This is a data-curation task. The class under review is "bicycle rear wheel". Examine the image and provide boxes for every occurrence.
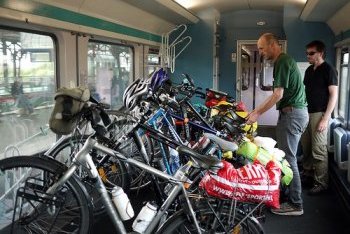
[0,156,92,234]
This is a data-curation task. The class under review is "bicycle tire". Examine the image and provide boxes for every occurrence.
[157,204,264,234]
[0,156,92,234]
[107,114,155,191]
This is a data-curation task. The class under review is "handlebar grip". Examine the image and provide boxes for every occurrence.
[168,99,180,110]
[89,96,99,104]
[89,96,111,109]
[182,73,195,87]
[99,102,111,110]
[194,90,206,99]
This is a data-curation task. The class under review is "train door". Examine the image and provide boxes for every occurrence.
[236,40,287,126]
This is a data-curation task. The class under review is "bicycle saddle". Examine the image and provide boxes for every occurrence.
[203,133,238,152]
[176,145,223,170]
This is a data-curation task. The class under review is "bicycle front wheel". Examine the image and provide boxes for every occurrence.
[48,134,129,216]
[0,156,92,234]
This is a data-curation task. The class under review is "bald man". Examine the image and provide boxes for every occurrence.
[246,33,308,216]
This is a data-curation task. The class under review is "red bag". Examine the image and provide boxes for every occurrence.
[199,160,281,208]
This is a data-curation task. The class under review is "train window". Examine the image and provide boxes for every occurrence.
[338,47,349,123]
[146,47,160,76]
[241,53,250,90]
[0,28,56,158]
[87,41,133,109]
[260,59,273,91]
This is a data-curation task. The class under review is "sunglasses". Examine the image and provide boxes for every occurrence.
[306,51,317,56]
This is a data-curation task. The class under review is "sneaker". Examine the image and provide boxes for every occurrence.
[308,184,327,195]
[271,202,303,216]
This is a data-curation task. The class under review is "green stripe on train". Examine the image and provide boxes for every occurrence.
[0,0,161,42]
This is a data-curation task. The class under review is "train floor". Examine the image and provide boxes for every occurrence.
[92,184,350,234]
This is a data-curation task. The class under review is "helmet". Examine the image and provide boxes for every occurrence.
[150,68,168,92]
[123,78,149,110]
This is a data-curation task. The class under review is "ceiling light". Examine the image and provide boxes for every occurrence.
[257,21,266,26]
[174,0,194,9]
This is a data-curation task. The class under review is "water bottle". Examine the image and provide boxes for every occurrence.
[111,186,134,221]
[132,201,158,233]
[164,161,192,195]
[169,148,180,174]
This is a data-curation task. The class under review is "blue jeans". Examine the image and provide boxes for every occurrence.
[276,107,308,207]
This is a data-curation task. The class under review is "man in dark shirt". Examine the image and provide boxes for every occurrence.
[301,40,338,195]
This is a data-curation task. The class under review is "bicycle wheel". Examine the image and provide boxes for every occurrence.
[158,201,264,234]
[48,134,129,216]
[0,156,92,234]
[107,113,155,191]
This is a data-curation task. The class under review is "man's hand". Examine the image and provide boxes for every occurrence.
[317,117,328,132]
[246,110,260,125]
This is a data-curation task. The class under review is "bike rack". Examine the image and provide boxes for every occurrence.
[160,24,192,73]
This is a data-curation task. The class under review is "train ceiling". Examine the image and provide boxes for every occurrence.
[124,0,349,25]
[16,0,350,37]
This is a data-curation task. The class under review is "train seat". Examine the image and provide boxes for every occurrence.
[327,118,341,153]
[334,127,350,170]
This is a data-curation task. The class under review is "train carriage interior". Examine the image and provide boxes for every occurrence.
[1,0,350,233]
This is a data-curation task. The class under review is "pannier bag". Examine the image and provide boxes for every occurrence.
[200,160,281,208]
[49,87,90,135]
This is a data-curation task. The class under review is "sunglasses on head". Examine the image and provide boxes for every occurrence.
[306,51,317,56]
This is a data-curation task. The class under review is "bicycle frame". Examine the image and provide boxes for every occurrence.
[143,107,225,174]
[45,136,202,234]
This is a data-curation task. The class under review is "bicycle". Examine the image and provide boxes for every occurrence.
[0,101,264,233]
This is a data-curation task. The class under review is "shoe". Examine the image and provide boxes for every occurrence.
[308,184,327,195]
[271,202,303,216]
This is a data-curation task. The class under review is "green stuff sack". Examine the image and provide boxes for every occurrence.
[236,141,293,186]
[280,159,293,185]
[49,87,90,135]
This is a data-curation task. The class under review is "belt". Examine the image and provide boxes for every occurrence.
[280,106,294,113]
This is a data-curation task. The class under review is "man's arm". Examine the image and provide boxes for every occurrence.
[317,85,338,132]
[246,87,284,124]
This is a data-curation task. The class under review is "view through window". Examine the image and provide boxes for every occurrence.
[87,41,133,109]
[0,28,56,158]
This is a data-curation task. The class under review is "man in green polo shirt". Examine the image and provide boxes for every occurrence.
[247,33,308,216]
